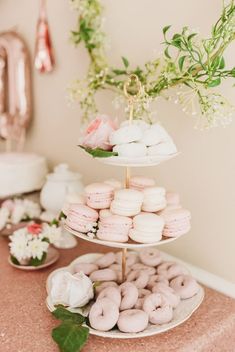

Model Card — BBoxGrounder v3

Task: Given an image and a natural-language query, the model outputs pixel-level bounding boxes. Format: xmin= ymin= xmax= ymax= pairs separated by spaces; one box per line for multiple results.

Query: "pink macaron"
xmin=85 ymin=183 xmax=114 ymax=209
xmin=160 ymin=208 xmax=191 ymax=238
xmin=97 ymin=215 xmax=132 ymax=243
xmin=129 ymin=176 xmax=156 ymax=191
xmin=66 ymin=204 xmax=99 ymax=233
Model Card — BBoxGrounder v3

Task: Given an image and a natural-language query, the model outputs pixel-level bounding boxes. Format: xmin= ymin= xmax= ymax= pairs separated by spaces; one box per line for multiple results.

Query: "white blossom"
xmin=27 ymin=238 xmax=49 ymax=260
xmin=41 ymin=224 xmax=62 ymax=244
xmin=0 ymin=207 xmax=10 ymax=231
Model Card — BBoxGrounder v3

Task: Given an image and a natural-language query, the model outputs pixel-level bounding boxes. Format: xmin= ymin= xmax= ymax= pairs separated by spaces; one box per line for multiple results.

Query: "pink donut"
xmin=95 ymin=252 xmax=116 ymax=268
xmin=127 ymin=270 xmax=149 ymax=289
xmin=134 ymin=288 xmax=151 ymax=309
xmin=117 ymin=309 xmax=149 ymax=333
xmin=139 ymin=248 xmax=162 ymax=267
xmin=132 ymin=263 xmax=156 ymax=276
xmin=74 ymin=263 xmax=98 ymax=275
xmin=119 ymin=282 xmax=139 ymax=310
xmin=89 ymin=298 xmax=119 ymax=331
xmin=143 ymin=293 xmax=173 ymax=325
xmin=95 ymin=281 xmax=118 ymax=294
xmin=170 ymin=275 xmax=200 ymax=299
xmin=152 ymin=282 xmax=180 ymax=308
xmin=157 ymin=262 xmax=188 ymax=280
xmin=89 ymin=269 xmax=117 ymax=282
xmin=115 ymin=251 xmax=138 ymax=266
xmin=97 ymin=287 xmax=121 ymax=307
xmin=147 ymin=274 xmax=169 ymax=289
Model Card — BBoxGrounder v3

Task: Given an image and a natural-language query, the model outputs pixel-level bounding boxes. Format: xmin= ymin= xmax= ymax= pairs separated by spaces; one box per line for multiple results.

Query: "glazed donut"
xmin=170 ymin=275 xmax=199 ymax=299
xmin=74 ymin=263 xmax=98 ymax=276
xmin=97 ymin=287 xmax=121 ymax=307
xmin=134 ymin=288 xmax=151 ymax=309
xmin=95 ymin=281 xmax=118 ymax=294
xmin=157 ymin=262 xmax=188 ymax=280
xmin=139 ymin=248 xmax=162 ymax=267
xmin=143 ymin=293 xmax=173 ymax=325
xmin=89 ymin=297 xmax=119 ymax=331
xmin=95 ymin=252 xmax=116 ymax=268
xmin=132 ymin=263 xmax=156 ymax=276
xmin=119 ymin=282 xmax=139 ymax=310
xmin=147 ymin=274 xmax=169 ymax=289
xmin=117 ymin=309 xmax=149 ymax=333
xmin=126 ymin=270 xmax=149 ymax=289
xmin=89 ymin=269 xmax=117 ymax=282
xmin=152 ymin=282 xmax=180 ymax=308
xmin=115 ymin=251 xmax=138 ymax=266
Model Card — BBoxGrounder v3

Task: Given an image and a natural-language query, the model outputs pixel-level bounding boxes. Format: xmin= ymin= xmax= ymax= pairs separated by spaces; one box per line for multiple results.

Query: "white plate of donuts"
xmin=95 ymin=153 xmax=179 ymax=168
xmin=46 ymin=249 xmax=204 ymax=339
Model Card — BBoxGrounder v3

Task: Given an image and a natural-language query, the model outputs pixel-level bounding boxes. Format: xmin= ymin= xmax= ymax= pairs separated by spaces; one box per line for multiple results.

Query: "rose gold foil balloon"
xmin=0 ymin=31 xmax=32 ymax=150
xmin=34 ymin=0 xmax=55 ymax=73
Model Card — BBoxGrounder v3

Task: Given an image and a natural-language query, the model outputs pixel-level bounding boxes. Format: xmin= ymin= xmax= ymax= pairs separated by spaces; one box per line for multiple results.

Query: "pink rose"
xmin=81 ymin=115 xmax=117 ymax=151
xmin=27 ymin=223 xmax=42 ymax=235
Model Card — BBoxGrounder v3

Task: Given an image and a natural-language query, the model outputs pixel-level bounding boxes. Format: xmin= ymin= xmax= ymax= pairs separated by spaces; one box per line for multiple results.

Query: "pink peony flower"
xmin=27 ymin=223 xmax=42 ymax=235
xmin=81 ymin=115 xmax=117 ymax=150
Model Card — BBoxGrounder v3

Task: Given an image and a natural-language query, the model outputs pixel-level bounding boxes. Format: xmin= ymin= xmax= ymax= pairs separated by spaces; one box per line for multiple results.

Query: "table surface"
xmin=1 ymin=237 xmax=235 ymax=352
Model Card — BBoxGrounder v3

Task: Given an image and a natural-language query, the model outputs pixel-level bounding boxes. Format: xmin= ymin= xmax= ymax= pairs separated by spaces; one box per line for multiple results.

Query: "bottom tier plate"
xmin=46 ymin=252 xmax=204 ymax=339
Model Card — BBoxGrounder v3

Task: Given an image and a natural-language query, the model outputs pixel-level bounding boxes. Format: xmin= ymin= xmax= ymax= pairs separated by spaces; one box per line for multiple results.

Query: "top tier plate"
xmin=95 ymin=153 xmax=178 ymax=167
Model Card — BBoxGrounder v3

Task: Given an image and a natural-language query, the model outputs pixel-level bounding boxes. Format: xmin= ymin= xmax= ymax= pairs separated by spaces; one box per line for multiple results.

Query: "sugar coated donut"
xmin=117 ymin=309 xmax=149 ymax=333
xmin=127 ymin=270 xmax=149 ymax=289
xmin=74 ymin=263 xmax=98 ymax=276
xmin=157 ymin=262 xmax=188 ymax=280
xmin=95 ymin=281 xmax=118 ymax=295
xmin=132 ymin=263 xmax=156 ymax=276
xmin=115 ymin=251 xmax=138 ymax=267
xmin=89 ymin=297 xmax=119 ymax=331
xmin=95 ymin=252 xmax=116 ymax=268
xmin=97 ymin=287 xmax=121 ymax=307
xmin=143 ymin=293 xmax=173 ymax=325
xmin=139 ymin=248 xmax=162 ymax=267
xmin=147 ymin=274 xmax=169 ymax=289
xmin=152 ymin=282 xmax=180 ymax=308
xmin=170 ymin=275 xmax=200 ymax=299
xmin=89 ymin=268 xmax=117 ymax=282
xmin=119 ymin=282 xmax=139 ymax=310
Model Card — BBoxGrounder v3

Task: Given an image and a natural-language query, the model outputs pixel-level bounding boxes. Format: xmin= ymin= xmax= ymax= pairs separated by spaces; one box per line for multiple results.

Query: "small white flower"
xmin=0 ymin=207 xmax=10 ymax=230
xmin=41 ymin=224 xmax=62 ymax=244
xmin=87 ymin=232 xmax=95 ymax=239
xmin=11 ymin=203 xmax=25 ymax=224
xmin=9 ymin=230 xmax=30 ymax=261
xmin=27 ymin=238 xmax=49 ymax=260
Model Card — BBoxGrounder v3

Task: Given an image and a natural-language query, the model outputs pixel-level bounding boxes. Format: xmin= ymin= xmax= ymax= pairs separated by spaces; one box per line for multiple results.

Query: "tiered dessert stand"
xmin=48 ymin=75 xmax=204 ymax=338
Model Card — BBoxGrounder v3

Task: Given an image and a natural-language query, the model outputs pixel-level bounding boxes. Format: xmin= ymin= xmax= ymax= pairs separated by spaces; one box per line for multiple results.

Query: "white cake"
xmin=0 ymin=153 xmax=48 ymax=198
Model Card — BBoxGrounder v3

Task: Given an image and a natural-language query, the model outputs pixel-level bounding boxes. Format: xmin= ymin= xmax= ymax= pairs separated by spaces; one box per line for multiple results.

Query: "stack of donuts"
xmin=73 ymin=249 xmax=200 ymax=333
xmin=65 ymin=175 xmax=191 ymax=244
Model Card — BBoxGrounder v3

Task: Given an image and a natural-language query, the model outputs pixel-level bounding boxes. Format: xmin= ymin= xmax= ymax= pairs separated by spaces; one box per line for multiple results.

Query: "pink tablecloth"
xmin=0 ymin=237 xmax=235 ymax=352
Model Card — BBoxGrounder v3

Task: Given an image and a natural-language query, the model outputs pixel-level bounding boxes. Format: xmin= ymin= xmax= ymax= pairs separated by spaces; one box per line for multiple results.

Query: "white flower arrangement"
xmin=0 ymin=199 xmax=41 ymax=231
xmin=9 ymin=222 xmax=62 ymax=266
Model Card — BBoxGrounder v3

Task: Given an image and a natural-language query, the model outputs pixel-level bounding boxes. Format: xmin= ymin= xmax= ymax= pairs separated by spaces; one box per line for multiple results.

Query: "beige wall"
xmin=0 ymin=0 xmax=234 ymax=282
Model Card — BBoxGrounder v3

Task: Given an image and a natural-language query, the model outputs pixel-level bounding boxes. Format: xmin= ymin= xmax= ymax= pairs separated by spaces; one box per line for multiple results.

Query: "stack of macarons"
xmin=142 ymin=187 xmax=166 ymax=212
xmin=110 ymin=189 xmax=144 ymax=217
xmin=159 ymin=208 xmax=191 ymax=238
xmin=66 ymin=204 xmax=99 ymax=234
xmin=97 ymin=215 xmax=132 ymax=243
xmin=129 ymin=176 xmax=156 ymax=191
xmin=109 ymin=120 xmax=177 ymax=158
xmin=85 ymin=182 xmax=114 ymax=209
xmin=129 ymin=213 xmax=165 ymax=243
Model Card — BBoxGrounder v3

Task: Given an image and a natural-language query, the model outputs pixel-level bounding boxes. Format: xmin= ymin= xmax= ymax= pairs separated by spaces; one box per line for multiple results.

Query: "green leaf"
xmin=112 ymin=69 xmax=127 ymax=75
xmin=53 ymin=307 xmax=85 ymax=325
xmin=11 ymin=255 xmax=20 ymax=265
xmin=219 ymin=57 xmax=225 ymax=69
xmin=121 ymin=56 xmax=129 ymax=68
xmin=163 ymin=25 xmax=171 ymax=36
xmin=207 ymin=77 xmax=221 ymax=87
xmin=28 ymin=252 xmax=47 ymax=267
xmin=164 ymin=47 xmax=171 ymax=59
xmin=79 ymin=145 xmax=118 ymax=158
xmin=178 ymin=55 xmax=187 ymax=71
xmin=52 ymin=321 xmax=89 ymax=352
xmin=188 ymin=33 xmax=197 ymax=41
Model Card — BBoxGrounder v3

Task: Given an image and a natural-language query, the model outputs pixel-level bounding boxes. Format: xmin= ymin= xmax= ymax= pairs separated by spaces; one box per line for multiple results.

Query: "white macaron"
xmin=147 ymin=141 xmax=177 ymax=156
xmin=109 ymin=125 xmax=143 ymax=145
xmin=110 ymin=189 xmax=144 ymax=217
xmin=113 ymin=142 xmax=147 ymax=157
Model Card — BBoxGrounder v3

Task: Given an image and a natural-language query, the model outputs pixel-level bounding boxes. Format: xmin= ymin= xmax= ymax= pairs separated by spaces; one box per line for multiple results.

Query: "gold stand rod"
xmin=122 ymin=247 xmax=127 ymax=282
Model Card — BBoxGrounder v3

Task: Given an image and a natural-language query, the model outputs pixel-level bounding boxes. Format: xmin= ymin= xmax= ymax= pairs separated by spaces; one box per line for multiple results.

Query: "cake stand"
xmin=51 ymin=74 xmax=204 ymax=338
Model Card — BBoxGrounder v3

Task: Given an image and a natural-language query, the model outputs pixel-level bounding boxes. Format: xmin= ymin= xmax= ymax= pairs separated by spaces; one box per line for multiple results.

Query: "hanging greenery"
xmin=69 ymin=0 xmax=235 ymax=128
